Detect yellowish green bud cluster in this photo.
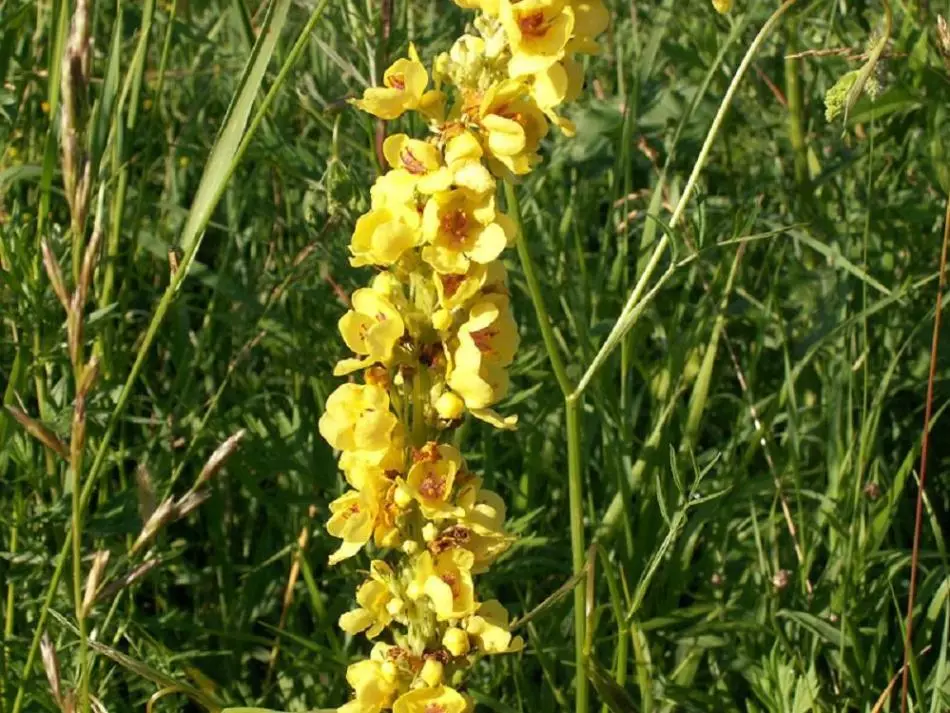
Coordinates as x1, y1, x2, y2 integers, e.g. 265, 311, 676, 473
319, 1, 607, 709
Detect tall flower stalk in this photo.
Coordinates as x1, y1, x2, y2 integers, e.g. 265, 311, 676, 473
320, 2, 607, 710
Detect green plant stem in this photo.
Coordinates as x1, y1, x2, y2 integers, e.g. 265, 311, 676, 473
572, 0, 800, 400
505, 180, 587, 713
504, 182, 572, 397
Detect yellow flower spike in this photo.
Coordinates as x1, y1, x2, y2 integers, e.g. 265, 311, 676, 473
393, 685, 468, 713
319, 383, 400, 456
442, 627, 471, 656
421, 189, 507, 274
500, 0, 575, 77
334, 288, 406, 376
568, 0, 609, 54
403, 443, 465, 519
416, 548, 477, 620
353, 44, 436, 120
350, 204, 421, 268
465, 600, 525, 654
338, 561, 397, 638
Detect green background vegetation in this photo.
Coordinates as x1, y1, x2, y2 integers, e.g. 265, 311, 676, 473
1, 0, 949, 711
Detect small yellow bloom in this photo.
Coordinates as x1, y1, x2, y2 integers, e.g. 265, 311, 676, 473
434, 260, 508, 312
350, 204, 421, 268
382, 134, 454, 195
712, 0, 734, 13
454, 294, 520, 371
403, 443, 464, 519
500, 0, 575, 77
335, 288, 406, 376
465, 600, 525, 654
443, 132, 496, 196
530, 63, 577, 136
339, 561, 397, 639
318, 383, 400, 457
568, 0, 609, 54
393, 685, 468, 713
326, 489, 378, 564
421, 189, 507, 274
341, 659, 398, 711
479, 80, 550, 175
414, 548, 477, 620
353, 44, 442, 120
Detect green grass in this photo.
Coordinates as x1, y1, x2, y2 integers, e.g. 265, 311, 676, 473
2, 0, 950, 711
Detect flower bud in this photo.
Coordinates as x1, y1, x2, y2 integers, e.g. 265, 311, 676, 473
394, 484, 413, 509
402, 539, 420, 556
442, 627, 470, 656
432, 309, 453, 331
422, 522, 439, 542
419, 658, 444, 686
381, 660, 398, 682
435, 391, 465, 420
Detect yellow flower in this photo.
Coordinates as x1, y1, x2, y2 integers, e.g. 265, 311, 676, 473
465, 600, 524, 654
414, 548, 477, 620
529, 63, 577, 136
339, 560, 396, 638
393, 686, 468, 713
326, 489, 378, 564
421, 189, 507, 274
712, 0, 734, 13
568, 0, 609, 54
402, 443, 465, 519
335, 288, 406, 376
382, 134, 454, 195
479, 80, 550, 175
340, 659, 398, 712
454, 293, 520, 371
350, 204, 421, 268
434, 260, 508, 312
500, 0, 574, 77
443, 132, 496, 197
353, 44, 443, 120
450, 480, 512, 571
318, 383, 400, 457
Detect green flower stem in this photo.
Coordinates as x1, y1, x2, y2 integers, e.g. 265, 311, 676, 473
504, 180, 588, 713
571, 0, 800, 401
504, 181, 573, 398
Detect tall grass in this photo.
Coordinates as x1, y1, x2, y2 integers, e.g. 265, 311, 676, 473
1, 0, 949, 711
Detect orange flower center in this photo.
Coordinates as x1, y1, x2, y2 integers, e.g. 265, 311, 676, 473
419, 471, 447, 500
517, 11, 548, 37
470, 326, 498, 353
425, 705, 447, 713
440, 274, 466, 298
388, 73, 406, 90
440, 572, 462, 598
401, 148, 427, 175
440, 209, 470, 244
